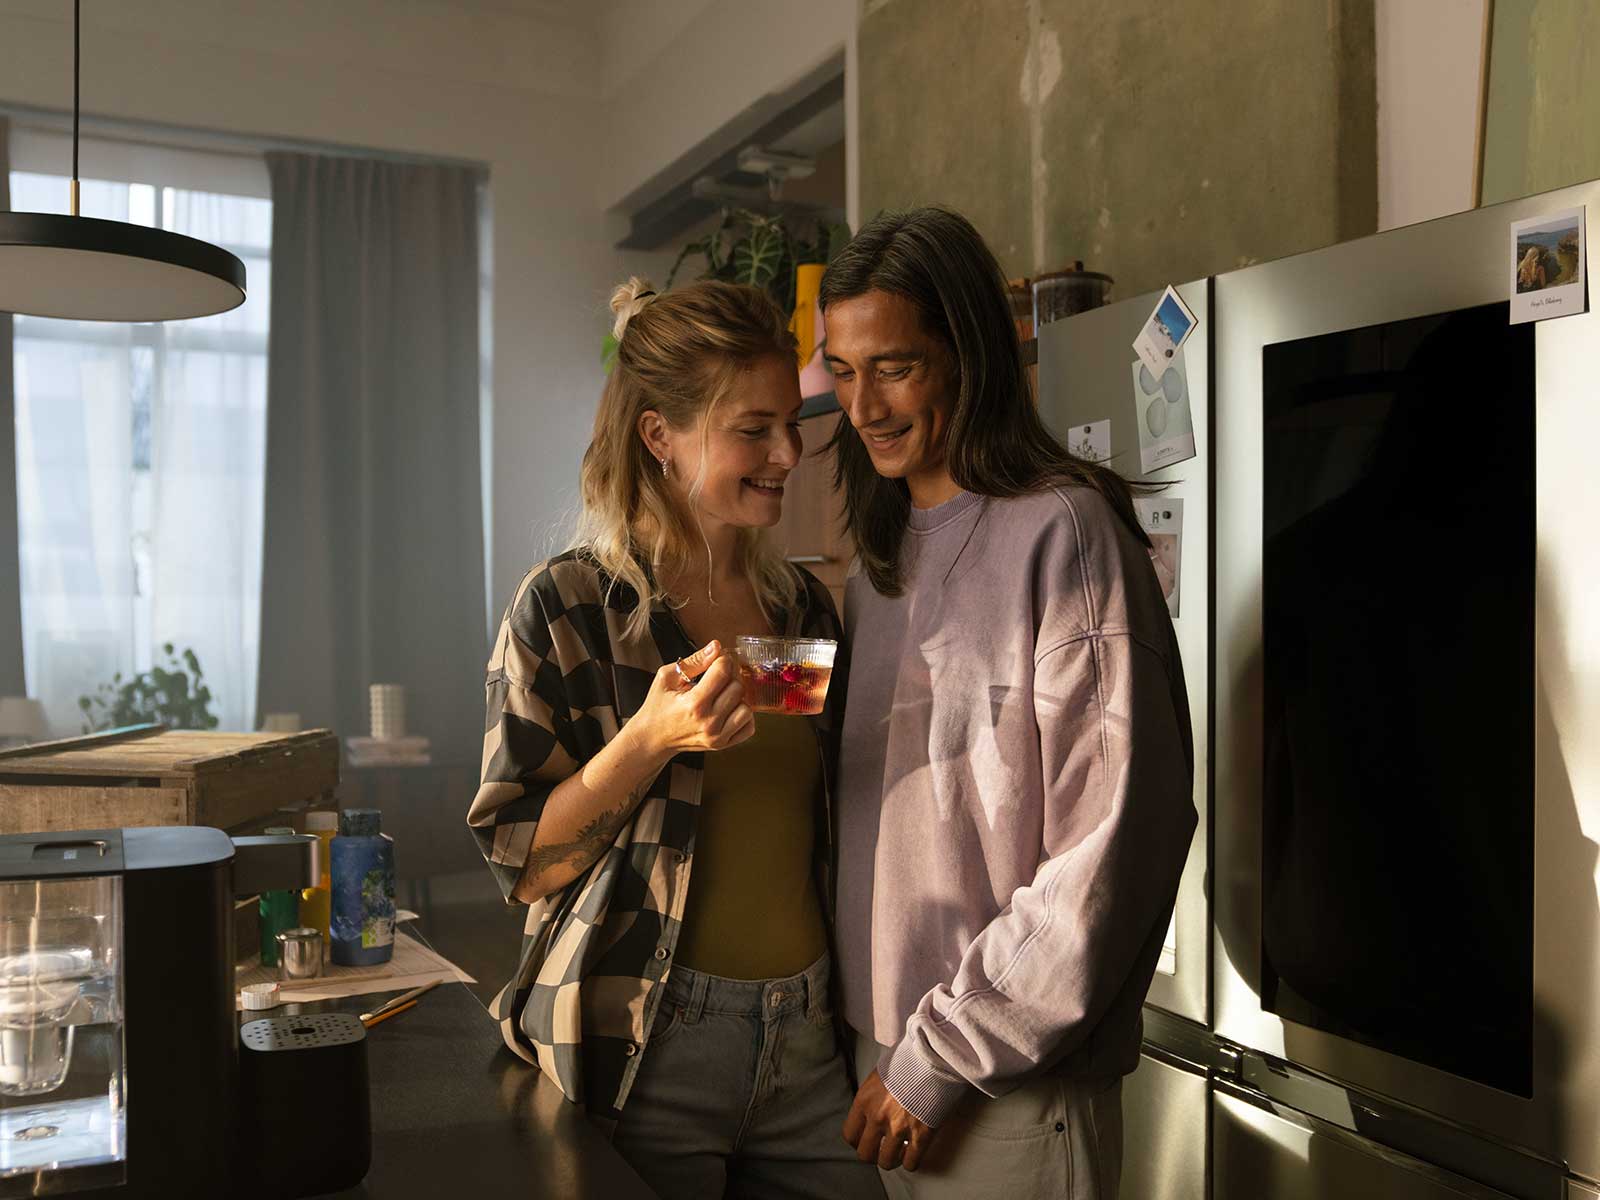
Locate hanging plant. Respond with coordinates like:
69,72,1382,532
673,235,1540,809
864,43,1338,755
665,208,852,318
602,209,851,373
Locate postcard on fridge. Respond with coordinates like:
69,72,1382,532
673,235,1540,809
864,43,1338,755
1132,350,1196,472
1069,419,1112,464
1132,285,1199,375
1134,497,1183,618
1510,207,1586,324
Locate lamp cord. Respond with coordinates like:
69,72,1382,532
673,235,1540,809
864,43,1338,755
71,0,80,215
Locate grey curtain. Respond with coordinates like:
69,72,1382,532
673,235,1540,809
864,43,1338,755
0,116,25,696
257,152,485,763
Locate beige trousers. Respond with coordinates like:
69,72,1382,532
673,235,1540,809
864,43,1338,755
853,1030,1123,1200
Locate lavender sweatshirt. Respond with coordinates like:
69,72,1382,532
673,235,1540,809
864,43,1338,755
836,486,1196,1127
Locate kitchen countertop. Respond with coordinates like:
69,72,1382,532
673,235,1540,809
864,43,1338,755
267,979,657,1199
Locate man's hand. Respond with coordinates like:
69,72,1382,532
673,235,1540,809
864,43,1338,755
842,1068,938,1171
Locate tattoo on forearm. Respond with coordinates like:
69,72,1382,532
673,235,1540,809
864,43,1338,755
527,788,640,879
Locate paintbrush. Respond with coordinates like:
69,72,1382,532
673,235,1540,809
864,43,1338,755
362,999,417,1029
359,977,441,1024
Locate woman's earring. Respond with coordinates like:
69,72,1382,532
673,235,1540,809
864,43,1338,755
659,457,670,478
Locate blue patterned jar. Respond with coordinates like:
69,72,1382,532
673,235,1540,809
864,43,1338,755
330,808,395,966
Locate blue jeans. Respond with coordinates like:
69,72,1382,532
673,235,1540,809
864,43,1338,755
612,954,885,1200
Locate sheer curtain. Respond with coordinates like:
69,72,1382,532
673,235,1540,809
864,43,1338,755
150,189,270,733
12,175,140,735
0,117,24,697
8,164,270,734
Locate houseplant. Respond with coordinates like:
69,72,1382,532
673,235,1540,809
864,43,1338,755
78,643,220,733
604,208,851,368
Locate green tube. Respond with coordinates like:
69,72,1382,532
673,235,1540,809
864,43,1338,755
259,890,300,966
258,826,301,966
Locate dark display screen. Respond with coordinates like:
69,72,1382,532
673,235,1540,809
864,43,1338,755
1260,302,1534,1097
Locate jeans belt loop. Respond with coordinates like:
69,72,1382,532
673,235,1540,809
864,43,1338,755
804,956,828,1022
683,968,710,1023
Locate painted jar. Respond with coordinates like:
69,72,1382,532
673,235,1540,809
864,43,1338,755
330,808,395,966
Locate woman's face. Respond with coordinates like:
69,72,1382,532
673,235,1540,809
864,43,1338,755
644,354,804,531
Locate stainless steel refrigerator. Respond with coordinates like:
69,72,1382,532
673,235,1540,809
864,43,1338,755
1037,174,1600,1200
1040,277,1216,1200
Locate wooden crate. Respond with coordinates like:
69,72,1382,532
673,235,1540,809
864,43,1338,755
0,725,340,836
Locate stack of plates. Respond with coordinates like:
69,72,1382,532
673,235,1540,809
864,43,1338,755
345,735,431,767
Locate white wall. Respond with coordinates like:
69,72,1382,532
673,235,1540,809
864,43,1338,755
0,0,678,620
1375,0,1489,230
597,0,859,214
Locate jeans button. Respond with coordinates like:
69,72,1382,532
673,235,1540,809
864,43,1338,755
655,947,669,961
770,991,784,1007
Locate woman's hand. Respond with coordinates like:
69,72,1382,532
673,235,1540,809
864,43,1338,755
630,640,755,759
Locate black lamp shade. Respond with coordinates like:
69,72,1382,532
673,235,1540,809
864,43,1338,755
0,210,247,321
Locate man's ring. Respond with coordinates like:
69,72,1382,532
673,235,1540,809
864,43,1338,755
674,658,690,687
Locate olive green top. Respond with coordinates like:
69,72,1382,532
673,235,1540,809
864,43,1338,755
673,713,827,980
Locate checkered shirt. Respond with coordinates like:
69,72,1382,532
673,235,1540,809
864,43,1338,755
467,549,845,1124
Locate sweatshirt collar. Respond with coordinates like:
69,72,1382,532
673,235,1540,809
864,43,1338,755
905,487,984,534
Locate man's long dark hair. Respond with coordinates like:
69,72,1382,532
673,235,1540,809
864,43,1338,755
820,206,1150,595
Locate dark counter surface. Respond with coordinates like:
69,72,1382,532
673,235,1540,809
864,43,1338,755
279,980,655,1199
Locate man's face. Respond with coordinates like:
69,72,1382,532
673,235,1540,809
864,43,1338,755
823,289,958,499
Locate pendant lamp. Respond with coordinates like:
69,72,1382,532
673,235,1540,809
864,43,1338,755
0,2,246,322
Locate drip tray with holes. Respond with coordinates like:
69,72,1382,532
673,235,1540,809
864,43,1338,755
240,1012,367,1053
239,1012,371,1195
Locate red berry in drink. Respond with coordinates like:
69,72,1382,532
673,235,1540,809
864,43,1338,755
780,662,803,684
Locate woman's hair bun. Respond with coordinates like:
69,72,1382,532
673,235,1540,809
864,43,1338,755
610,277,659,341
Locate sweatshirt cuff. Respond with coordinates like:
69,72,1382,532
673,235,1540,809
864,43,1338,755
880,1031,973,1129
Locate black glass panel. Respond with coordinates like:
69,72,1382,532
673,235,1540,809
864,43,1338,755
1260,302,1534,1097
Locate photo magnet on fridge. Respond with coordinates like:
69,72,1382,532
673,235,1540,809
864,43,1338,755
1132,350,1196,472
1134,497,1183,618
1510,207,1586,324
1069,419,1112,464
1133,285,1199,375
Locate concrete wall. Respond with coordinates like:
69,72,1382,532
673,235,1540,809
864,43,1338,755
1481,0,1600,205
858,0,1379,299
1375,0,1487,230
0,0,677,620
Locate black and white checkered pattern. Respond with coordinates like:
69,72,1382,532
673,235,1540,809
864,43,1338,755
468,549,844,1124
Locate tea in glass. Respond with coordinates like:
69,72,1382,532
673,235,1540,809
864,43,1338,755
734,637,838,715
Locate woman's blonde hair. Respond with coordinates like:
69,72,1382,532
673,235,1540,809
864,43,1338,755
578,276,802,639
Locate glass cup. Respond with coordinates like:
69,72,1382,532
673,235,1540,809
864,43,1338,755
0,949,95,1097
733,637,838,715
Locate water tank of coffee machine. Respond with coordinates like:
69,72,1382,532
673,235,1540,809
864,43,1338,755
0,837,127,1195
0,827,241,1199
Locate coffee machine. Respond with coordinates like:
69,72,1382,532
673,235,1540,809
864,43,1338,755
0,826,318,1198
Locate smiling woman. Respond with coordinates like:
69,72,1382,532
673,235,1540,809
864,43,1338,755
467,276,879,1200
578,277,804,639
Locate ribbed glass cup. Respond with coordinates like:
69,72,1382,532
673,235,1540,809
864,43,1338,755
733,636,839,715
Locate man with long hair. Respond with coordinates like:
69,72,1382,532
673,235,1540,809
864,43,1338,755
823,207,1196,1198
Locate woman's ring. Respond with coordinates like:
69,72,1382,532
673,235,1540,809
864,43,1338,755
673,658,690,687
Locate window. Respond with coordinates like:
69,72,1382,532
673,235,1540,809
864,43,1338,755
10,135,271,734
